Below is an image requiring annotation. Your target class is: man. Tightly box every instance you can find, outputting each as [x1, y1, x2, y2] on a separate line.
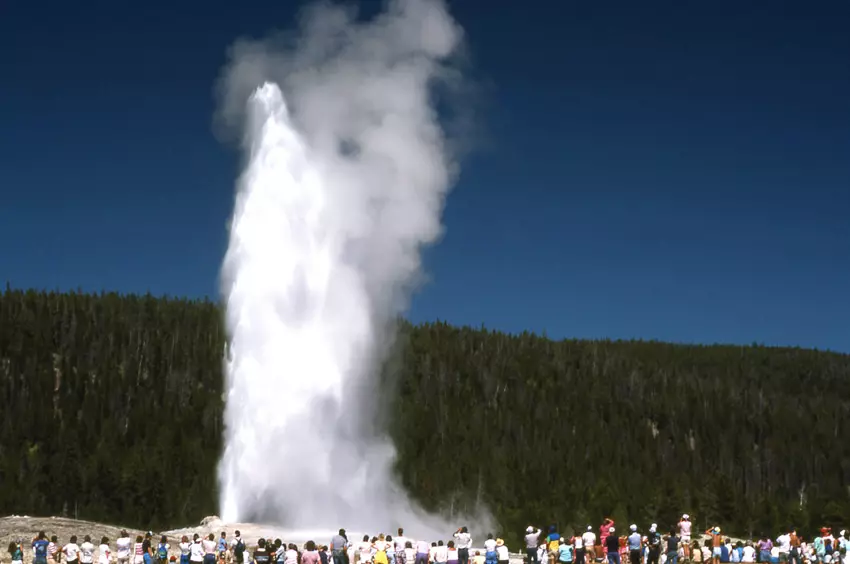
[332, 530, 349, 564]
[396, 530, 409, 564]
[230, 531, 246, 564]
[582, 529, 597, 564]
[706, 528, 722, 564]
[776, 531, 791, 564]
[666, 529, 680, 564]
[789, 530, 801, 564]
[646, 525, 661, 564]
[627, 526, 641, 564]
[678, 516, 691, 562]
[526, 528, 542, 564]
[454, 528, 472, 564]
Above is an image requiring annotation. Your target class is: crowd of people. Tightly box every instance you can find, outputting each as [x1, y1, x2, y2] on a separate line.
[8, 517, 850, 564]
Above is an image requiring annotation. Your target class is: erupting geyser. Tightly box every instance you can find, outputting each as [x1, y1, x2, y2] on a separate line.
[216, 0, 486, 537]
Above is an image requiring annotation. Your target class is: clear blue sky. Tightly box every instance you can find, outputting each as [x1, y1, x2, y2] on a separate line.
[2, 0, 849, 351]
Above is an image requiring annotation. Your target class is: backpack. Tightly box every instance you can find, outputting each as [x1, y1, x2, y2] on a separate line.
[234, 539, 246, 562]
[158, 545, 168, 560]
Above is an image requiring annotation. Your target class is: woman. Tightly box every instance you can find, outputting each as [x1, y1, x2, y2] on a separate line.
[189, 536, 204, 564]
[9, 541, 24, 564]
[203, 535, 217, 564]
[65, 536, 81, 564]
[374, 537, 390, 564]
[99, 538, 112, 564]
[49, 536, 61, 564]
[449, 541, 460, 564]
[495, 540, 508, 564]
[134, 537, 146, 564]
[302, 542, 321, 564]
[116, 533, 131, 564]
[284, 544, 298, 564]
[179, 537, 191, 564]
[81, 536, 96, 564]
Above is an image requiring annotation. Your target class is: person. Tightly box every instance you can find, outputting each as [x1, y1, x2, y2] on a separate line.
[678, 517, 692, 562]
[455, 529, 472, 564]
[559, 540, 574, 564]
[395, 532, 408, 564]
[582, 529, 597, 564]
[605, 531, 620, 564]
[189, 536, 205, 564]
[332, 532, 350, 564]
[81, 536, 96, 564]
[180, 537, 192, 564]
[49, 536, 60, 564]
[415, 540, 430, 564]
[484, 536, 497, 564]
[448, 541, 460, 564]
[9, 540, 24, 564]
[706, 528, 722, 564]
[546, 528, 560, 564]
[230, 533, 246, 564]
[526, 528, 542, 564]
[433, 541, 448, 564]
[666, 530, 680, 564]
[741, 542, 755, 564]
[495, 540, 508, 564]
[117, 533, 132, 564]
[254, 540, 270, 564]
[302, 542, 321, 564]
[33, 532, 50, 564]
[66, 535, 82, 564]
[601, 522, 614, 557]
[203, 535, 217, 564]
[627, 526, 641, 564]
[646, 526, 661, 564]
[217, 534, 228, 564]
[375, 537, 391, 564]
[99, 537, 112, 564]
[156, 538, 170, 564]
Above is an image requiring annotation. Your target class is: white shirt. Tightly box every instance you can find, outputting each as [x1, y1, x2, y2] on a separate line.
[416, 542, 430, 555]
[117, 539, 132, 560]
[285, 550, 298, 564]
[582, 534, 596, 549]
[454, 534, 472, 551]
[448, 549, 459, 562]
[777, 536, 791, 553]
[203, 541, 216, 555]
[679, 523, 691, 539]
[81, 543, 96, 563]
[574, 538, 583, 550]
[99, 545, 112, 564]
[180, 544, 191, 557]
[66, 544, 81, 562]
[395, 539, 408, 553]
[496, 547, 509, 561]
[742, 547, 755, 563]
[190, 543, 205, 562]
[484, 540, 497, 553]
[358, 542, 373, 561]
[434, 546, 448, 562]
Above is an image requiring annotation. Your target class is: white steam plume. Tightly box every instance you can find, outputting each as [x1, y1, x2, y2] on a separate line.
[216, 0, 490, 538]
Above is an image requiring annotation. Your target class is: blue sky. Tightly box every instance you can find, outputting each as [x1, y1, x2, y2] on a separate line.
[2, 0, 849, 351]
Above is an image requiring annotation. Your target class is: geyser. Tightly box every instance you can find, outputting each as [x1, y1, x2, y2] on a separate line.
[217, 0, 485, 537]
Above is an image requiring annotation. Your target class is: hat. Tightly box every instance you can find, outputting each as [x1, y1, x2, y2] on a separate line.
[630, 525, 637, 532]
[713, 527, 721, 534]
[650, 525, 657, 533]
[609, 528, 615, 534]
[682, 514, 689, 520]
[527, 527, 534, 533]
[587, 526, 592, 531]
[560, 538, 566, 543]
[496, 539, 504, 547]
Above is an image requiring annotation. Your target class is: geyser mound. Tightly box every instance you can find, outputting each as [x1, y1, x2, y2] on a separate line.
[216, 0, 490, 538]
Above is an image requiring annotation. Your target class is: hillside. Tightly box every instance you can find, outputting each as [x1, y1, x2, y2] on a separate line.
[1, 288, 849, 540]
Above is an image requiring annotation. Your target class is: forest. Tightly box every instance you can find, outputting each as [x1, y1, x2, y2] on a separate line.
[1, 287, 849, 543]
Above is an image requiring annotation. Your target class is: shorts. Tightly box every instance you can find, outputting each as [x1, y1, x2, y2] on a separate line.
[681, 538, 690, 545]
[713, 549, 721, 558]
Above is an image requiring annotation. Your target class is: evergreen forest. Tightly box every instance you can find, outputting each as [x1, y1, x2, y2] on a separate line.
[1, 288, 849, 543]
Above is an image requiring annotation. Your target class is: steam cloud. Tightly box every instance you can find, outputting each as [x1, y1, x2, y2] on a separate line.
[216, 0, 489, 537]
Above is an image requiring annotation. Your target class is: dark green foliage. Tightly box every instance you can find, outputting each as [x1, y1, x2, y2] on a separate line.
[1, 288, 849, 542]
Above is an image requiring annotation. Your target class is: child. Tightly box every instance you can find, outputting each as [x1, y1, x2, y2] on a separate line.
[157, 537, 171, 564]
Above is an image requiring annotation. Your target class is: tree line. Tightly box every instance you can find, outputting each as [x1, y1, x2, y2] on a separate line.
[1, 287, 849, 544]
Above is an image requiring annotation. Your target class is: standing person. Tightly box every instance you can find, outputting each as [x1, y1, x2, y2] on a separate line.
[666, 530, 680, 564]
[601, 522, 615, 557]
[454, 529, 472, 564]
[302, 542, 321, 564]
[157, 538, 170, 564]
[606, 531, 620, 564]
[134, 537, 146, 564]
[117, 533, 132, 564]
[574, 533, 585, 564]
[395, 532, 409, 564]
[546, 528, 560, 564]
[484, 535, 497, 564]
[776, 532, 791, 564]
[33, 532, 50, 564]
[415, 540, 430, 564]
[65, 536, 82, 564]
[49, 536, 61, 564]
[678, 517, 691, 563]
[9, 540, 24, 564]
[332, 531, 349, 564]
[81, 536, 96, 564]
[705, 529, 722, 564]
[790, 531, 801, 564]
[646, 526, 661, 564]
[180, 537, 192, 564]
[526, 528, 542, 564]
[189, 536, 205, 564]
[583, 530, 597, 564]
[627, 526, 641, 564]
[218, 534, 228, 564]
[559, 539, 574, 564]
[448, 541, 460, 564]
[203, 535, 218, 564]
[434, 542, 448, 564]
[495, 540, 508, 564]
[253, 540, 270, 564]
[100, 538, 113, 564]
